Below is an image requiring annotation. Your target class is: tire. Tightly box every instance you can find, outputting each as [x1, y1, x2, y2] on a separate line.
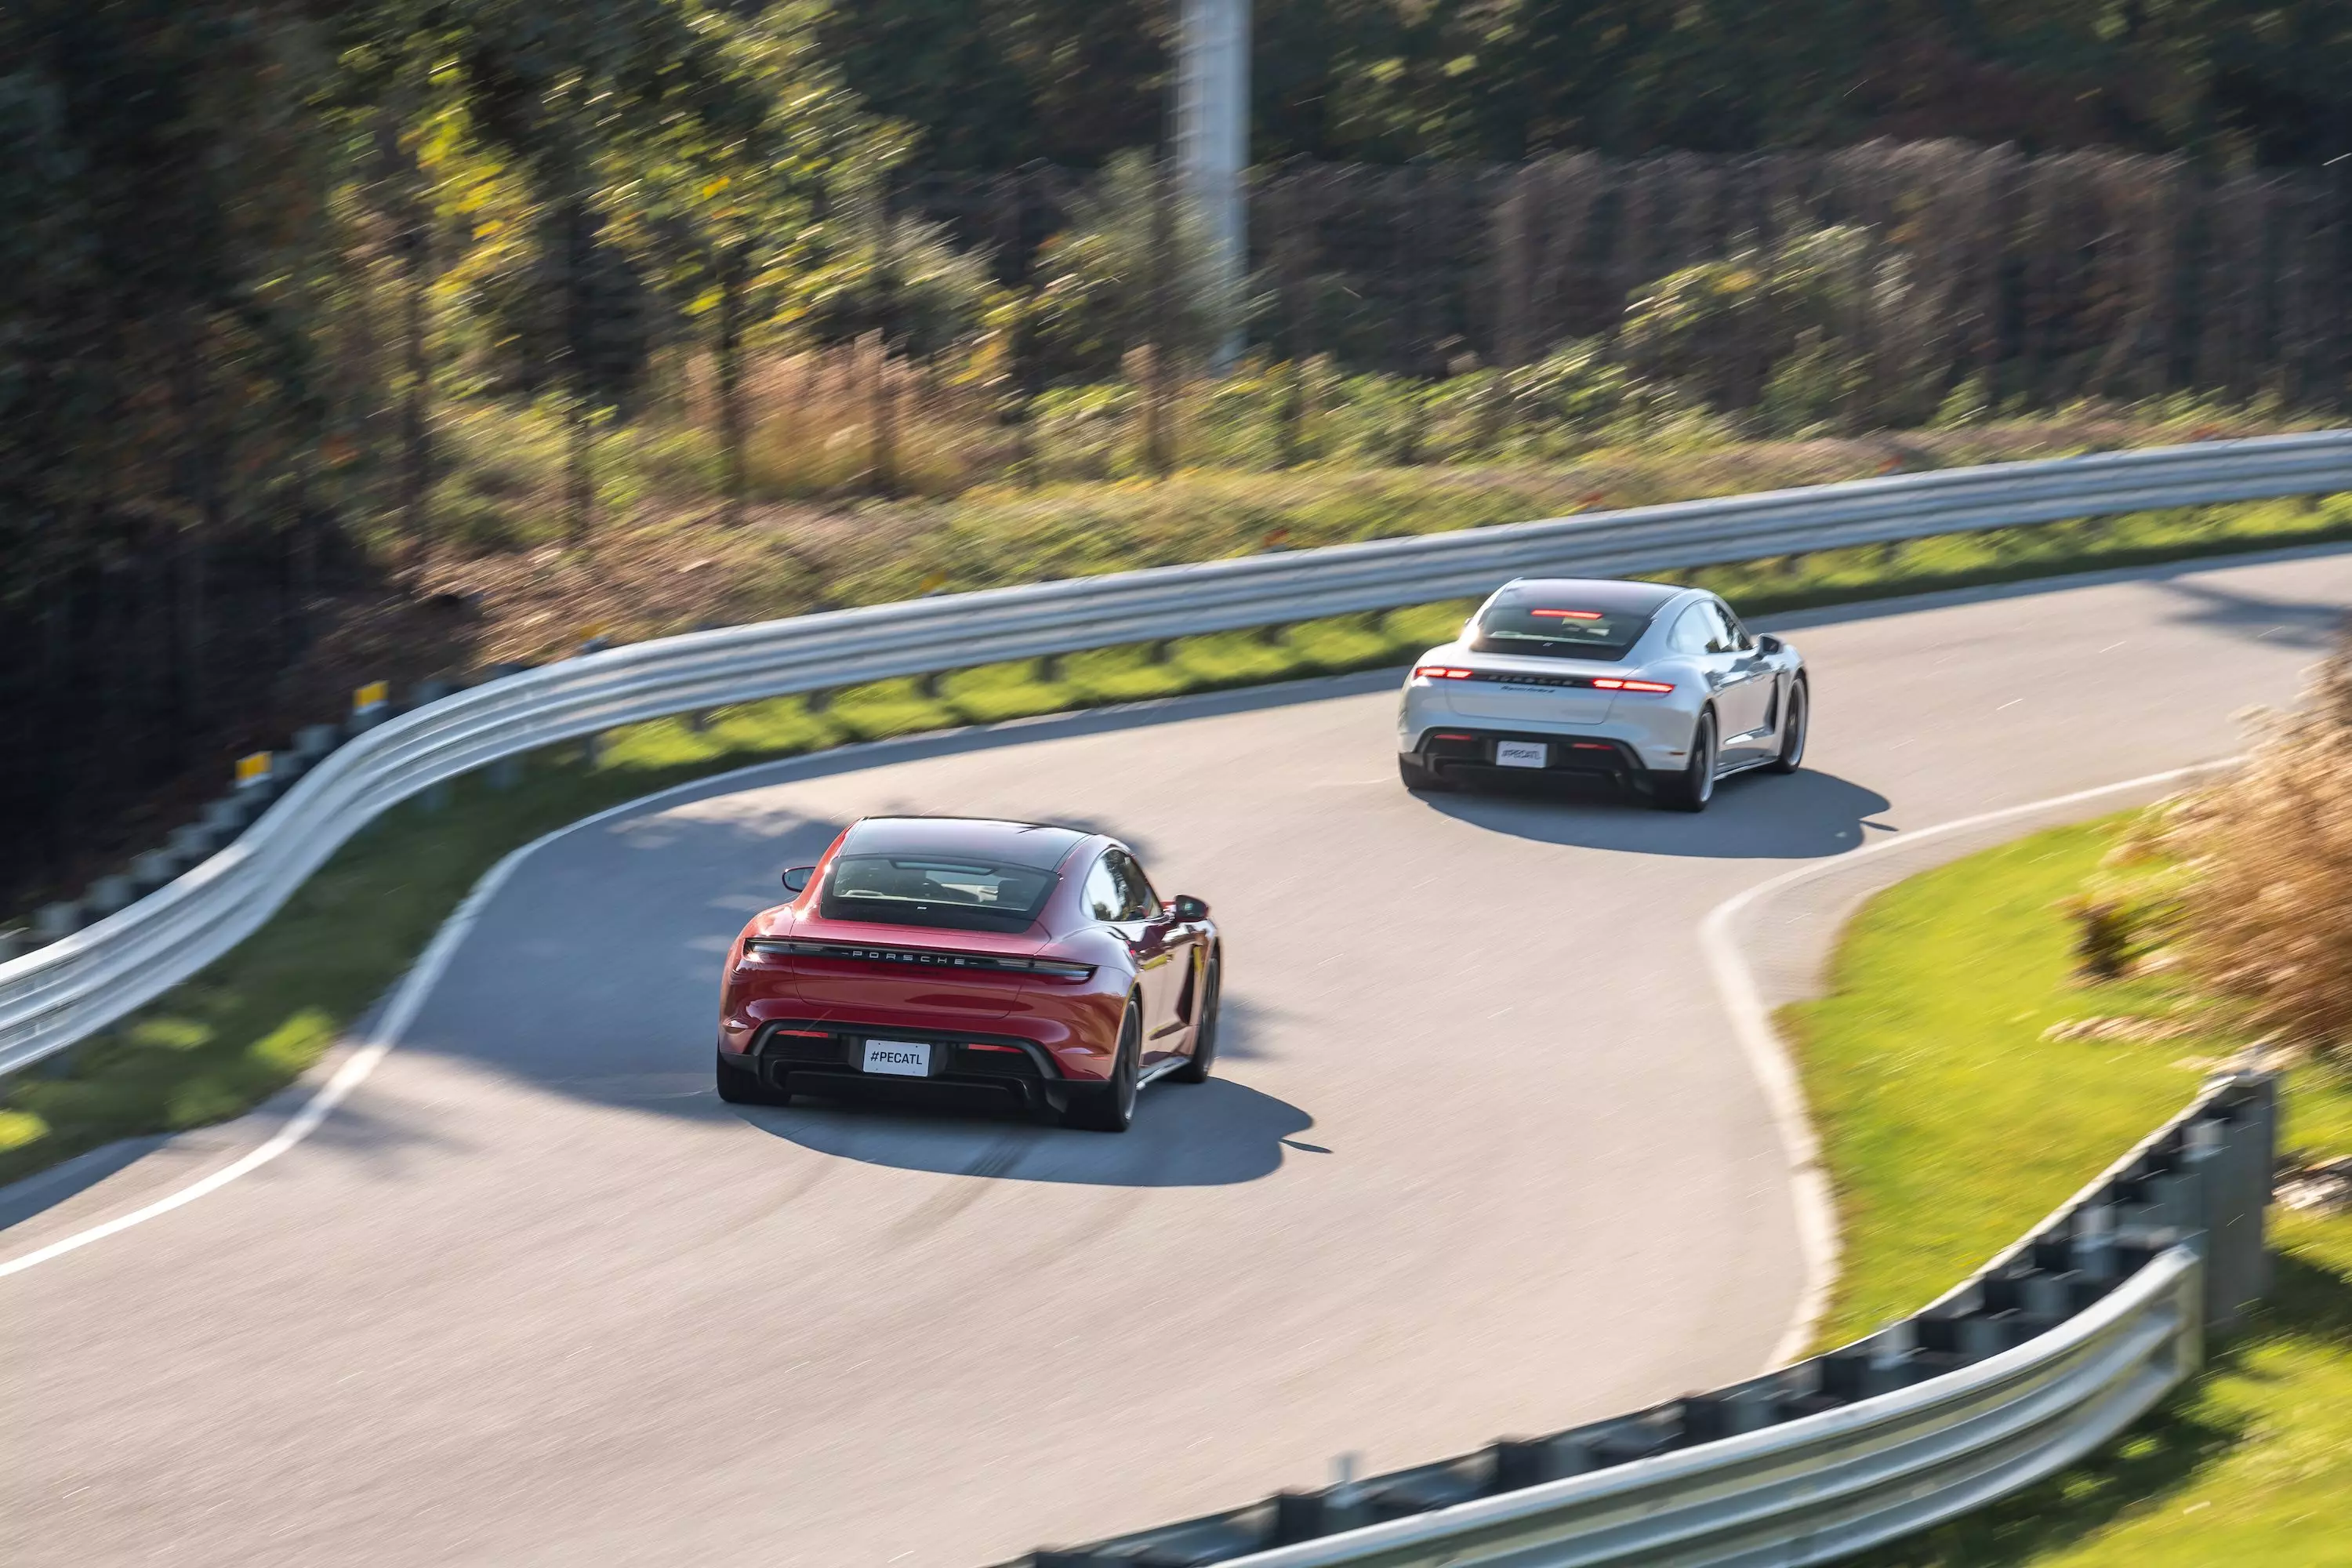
[716, 1051, 789, 1106]
[1398, 757, 1450, 792]
[1650, 708, 1718, 813]
[1766, 677, 1809, 775]
[1062, 1000, 1142, 1132]
[1171, 950, 1221, 1083]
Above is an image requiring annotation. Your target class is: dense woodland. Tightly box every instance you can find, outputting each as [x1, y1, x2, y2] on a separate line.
[5, 0, 2352, 911]
[825, 0, 2352, 169]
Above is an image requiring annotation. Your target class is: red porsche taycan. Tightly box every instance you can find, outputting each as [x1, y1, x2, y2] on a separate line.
[715, 816, 1222, 1132]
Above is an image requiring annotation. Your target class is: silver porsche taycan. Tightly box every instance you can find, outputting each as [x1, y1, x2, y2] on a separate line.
[1395, 576, 1808, 811]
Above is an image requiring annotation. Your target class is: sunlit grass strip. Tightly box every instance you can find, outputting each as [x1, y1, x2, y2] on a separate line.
[1784, 815, 2352, 1567]
[3, 495, 2349, 1191]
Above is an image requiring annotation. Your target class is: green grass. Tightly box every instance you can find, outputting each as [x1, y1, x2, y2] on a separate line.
[1784, 815, 2352, 1566]
[5, 492, 2352, 1191]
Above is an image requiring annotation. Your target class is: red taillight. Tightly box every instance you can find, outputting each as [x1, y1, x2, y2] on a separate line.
[1414, 665, 1472, 680]
[773, 1028, 829, 1038]
[1530, 609, 1603, 620]
[966, 1043, 1023, 1054]
[1593, 677, 1674, 693]
[1431, 731, 1474, 741]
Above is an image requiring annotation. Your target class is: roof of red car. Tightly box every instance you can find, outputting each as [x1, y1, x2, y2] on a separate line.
[837, 815, 1093, 870]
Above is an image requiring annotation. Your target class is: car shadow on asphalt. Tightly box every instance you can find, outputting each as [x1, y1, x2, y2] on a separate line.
[725, 1073, 1315, 1188]
[1412, 766, 1893, 860]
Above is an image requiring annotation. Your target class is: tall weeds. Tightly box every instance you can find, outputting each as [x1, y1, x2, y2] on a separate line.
[2166, 623, 2352, 1061]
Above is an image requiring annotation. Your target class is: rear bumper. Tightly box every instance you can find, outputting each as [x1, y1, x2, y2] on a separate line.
[724, 1019, 1100, 1114]
[1404, 728, 1661, 785]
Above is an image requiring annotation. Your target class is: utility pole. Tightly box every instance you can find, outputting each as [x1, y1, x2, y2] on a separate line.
[1176, 0, 1249, 370]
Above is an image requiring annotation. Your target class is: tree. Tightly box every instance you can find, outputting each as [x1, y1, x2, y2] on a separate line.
[602, 6, 877, 521]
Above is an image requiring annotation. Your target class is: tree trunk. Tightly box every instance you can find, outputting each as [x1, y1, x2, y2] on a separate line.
[398, 220, 434, 577]
[717, 253, 748, 527]
[866, 331, 898, 498]
[1144, 159, 1177, 478]
[563, 198, 595, 546]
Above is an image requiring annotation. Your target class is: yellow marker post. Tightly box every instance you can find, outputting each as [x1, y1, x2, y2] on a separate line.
[353, 681, 389, 712]
[235, 752, 274, 786]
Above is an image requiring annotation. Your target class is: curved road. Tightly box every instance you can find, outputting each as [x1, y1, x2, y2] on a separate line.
[7, 549, 2351, 1568]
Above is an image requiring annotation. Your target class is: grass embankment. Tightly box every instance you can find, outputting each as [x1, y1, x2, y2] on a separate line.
[1783, 815, 2352, 1566]
[5, 492, 2352, 1192]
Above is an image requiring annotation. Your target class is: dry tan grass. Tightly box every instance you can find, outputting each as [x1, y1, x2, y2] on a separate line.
[2165, 623, 2352, 1060]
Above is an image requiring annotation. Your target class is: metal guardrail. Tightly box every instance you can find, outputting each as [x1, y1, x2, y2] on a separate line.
[5, 432, 2350, 1073]
[1009, 1073, 2276, 1568]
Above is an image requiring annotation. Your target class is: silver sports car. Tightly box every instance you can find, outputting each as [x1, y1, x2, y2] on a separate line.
[1395, 576, 1808, 811]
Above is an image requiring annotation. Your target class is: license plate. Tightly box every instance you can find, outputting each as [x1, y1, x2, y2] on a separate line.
[1494, 741, 1549, 769]
[861, 1039, 933, 1077]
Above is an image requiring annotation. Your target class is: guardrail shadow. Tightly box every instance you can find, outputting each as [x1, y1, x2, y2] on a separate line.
[1414, 768, 1893, 860]
[1762, 537, 2352, 648]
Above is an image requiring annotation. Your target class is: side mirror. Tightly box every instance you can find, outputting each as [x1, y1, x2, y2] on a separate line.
[782, 865, 815, 894]
[1169, 895, 1210, 921]
[1756, 633, 1784, 655]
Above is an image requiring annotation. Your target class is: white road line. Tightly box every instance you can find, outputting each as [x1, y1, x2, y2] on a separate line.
[1700, 759, 2234, 1373]
[0, 745, 864, 1279]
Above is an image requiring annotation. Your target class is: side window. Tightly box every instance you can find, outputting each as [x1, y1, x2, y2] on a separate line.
[1669, 605, 1715, 655]
[1109, 851, 1159, 921]
[1709, 600, 1753, 652]
[1083, 855, 1124, 922]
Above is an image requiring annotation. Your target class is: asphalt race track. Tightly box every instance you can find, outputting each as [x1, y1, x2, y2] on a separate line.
[8, 548, 2352, 1568]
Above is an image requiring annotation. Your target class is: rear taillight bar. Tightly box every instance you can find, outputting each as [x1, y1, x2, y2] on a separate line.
[1593, 677, 1675, 693]
[745, 938, 1095, 980]
[1414, 665, 1472, 680]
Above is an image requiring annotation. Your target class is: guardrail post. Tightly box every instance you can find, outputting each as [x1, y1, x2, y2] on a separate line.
[34, 901, 84, 942]
[1488, 1433, 1595, 1488]
[2191, 1071, 2277, 1332]
[166, 824, 218, 864]
[488, 756, 524, 789]
[292, 724, 339, 764]
[84, 874, 134, 918]
[202, 796, 256, 837]
[129, 850, 179, 895]
[349, 681, 390, 735]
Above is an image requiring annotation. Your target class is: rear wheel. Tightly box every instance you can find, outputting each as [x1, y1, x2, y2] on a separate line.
[1171, 950, 1221, 1083]
[715, 1051, 789, 1106]
[1766, 677, 1809, 775]
[1650, 709, 1718, 813]
[1062, 1001, 1141, 1132]
[1398, 757, 1450, 792]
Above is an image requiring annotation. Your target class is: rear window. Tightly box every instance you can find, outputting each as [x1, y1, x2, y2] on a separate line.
[1468, 600, 1656, 661]
[819, 854, 1058, 934]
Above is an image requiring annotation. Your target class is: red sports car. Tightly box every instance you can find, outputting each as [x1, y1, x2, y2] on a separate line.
[715, 816, 1222, 1132]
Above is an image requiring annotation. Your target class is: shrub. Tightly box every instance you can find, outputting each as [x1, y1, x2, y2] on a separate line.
[2164, 622, 2352, 1059]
